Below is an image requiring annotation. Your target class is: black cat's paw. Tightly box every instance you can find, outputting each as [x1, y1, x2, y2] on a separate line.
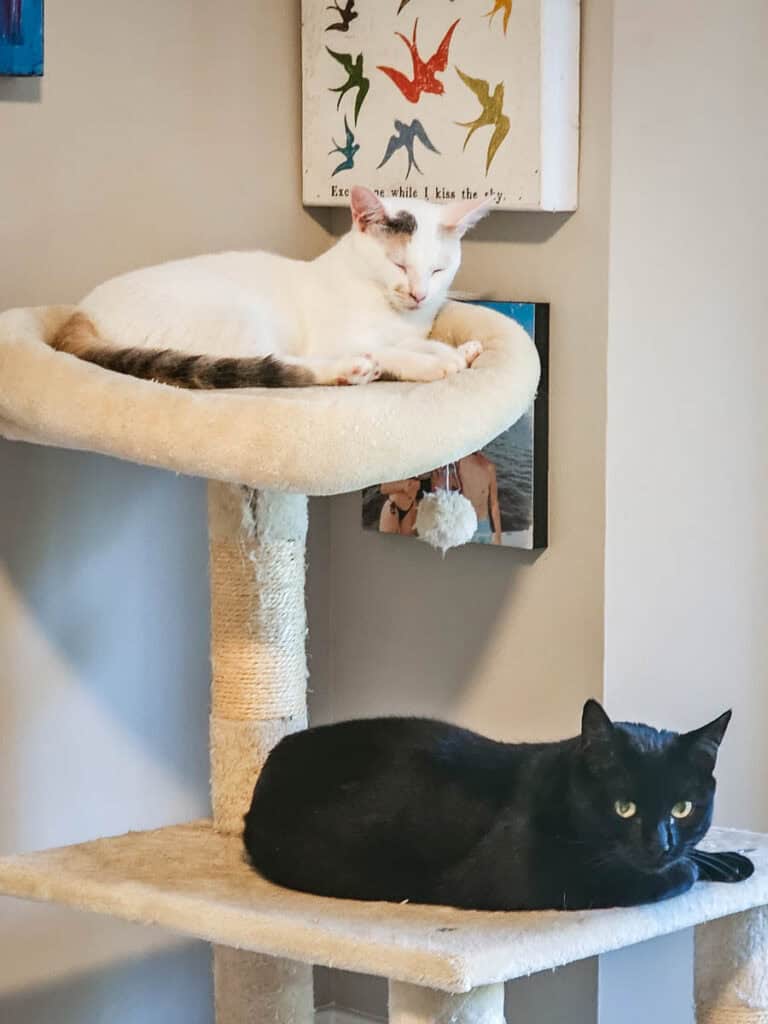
[691, 849, 755, 883]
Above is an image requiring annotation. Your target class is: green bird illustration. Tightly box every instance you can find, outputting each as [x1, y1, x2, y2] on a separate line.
[398, 0, 457, 11]
[455, 67, 510, 174]
[326, 48, 370, 125]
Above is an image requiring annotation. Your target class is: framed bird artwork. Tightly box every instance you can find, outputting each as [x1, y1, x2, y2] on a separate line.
[301, 0, 580, 212]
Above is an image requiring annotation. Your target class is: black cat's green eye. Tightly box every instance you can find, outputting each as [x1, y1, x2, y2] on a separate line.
[614, 799, 637, 819]
[671, 800, 694, 819]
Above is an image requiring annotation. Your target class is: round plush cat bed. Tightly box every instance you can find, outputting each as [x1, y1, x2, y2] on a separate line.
[0, 300, 539, 494]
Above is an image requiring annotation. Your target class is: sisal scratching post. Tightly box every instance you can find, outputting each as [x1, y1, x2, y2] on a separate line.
[389, 981, 505, 1024]
[695, 909, 768, 1023]
[214, 949, 313, 1024]
[208, 482, 313, 1024]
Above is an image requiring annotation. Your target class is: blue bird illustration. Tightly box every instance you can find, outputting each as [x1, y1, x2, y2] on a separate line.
[329, 116, 360, 175]
[377, 119, 439, 179]
[327, 48, 370, 125]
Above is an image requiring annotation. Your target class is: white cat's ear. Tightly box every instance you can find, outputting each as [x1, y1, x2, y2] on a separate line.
[441, 197, 492, 237]
[350, 186, 387, 231]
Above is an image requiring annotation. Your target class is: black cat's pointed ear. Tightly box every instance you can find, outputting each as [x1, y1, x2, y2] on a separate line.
[581, 699, 614, 749]
[680, 710, 732, 772]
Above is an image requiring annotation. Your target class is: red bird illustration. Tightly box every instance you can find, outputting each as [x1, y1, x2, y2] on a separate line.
[377, 18, 460, 104]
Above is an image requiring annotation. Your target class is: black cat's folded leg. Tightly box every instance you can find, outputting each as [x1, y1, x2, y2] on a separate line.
[690, 849, 754, 883]
[600, 860, 698, 907]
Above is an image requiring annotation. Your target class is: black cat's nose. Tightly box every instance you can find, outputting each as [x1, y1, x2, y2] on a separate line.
[645, 823, 672, 861]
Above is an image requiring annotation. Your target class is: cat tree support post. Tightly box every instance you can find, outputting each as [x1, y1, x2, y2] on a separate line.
[208, 482, 313, 1024]
[389, 981, 506, 1024]
[695, 909, 768, 1023]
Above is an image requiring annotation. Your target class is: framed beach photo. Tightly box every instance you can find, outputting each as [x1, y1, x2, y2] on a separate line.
[362, 301, 549, 551]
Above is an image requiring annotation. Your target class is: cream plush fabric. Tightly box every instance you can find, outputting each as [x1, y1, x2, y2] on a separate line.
[389, 981, 505, 1023]
[0, 823, 764, 994]
[696, 908, 768, 1023]
[0, 301, 539, 495]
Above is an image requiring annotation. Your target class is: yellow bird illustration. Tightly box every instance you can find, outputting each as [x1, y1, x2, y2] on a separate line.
[455, 67, 510, 174]
[484, 0, 513, 35]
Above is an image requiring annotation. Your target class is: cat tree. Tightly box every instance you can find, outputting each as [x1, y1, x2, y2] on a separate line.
[0, 300, 767, 1024]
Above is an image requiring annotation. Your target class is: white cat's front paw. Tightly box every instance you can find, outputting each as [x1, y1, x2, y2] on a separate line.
[458, 340, 483, 367]
[334, 354, 381, 386]
[417, 350, 466, 381]
[429, 347, 466, 377]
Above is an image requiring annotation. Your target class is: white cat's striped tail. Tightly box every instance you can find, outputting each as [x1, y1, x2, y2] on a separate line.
[50, 312, 315, 389]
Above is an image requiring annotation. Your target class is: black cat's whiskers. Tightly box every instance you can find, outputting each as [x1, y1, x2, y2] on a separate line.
[690, 850, 722, 866]
[691, 853, 731, 881]
[690, 848, 754, 883]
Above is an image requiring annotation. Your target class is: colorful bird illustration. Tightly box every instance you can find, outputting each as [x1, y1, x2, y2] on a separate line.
[325, 0, 358, 33]
[326, 48, 370, 125]
[377, 119, 439, 179]
[455, 67, 510, 173]
[329, 116, 360, 175]
[484, 0, 513, 35]
[377, 18, 460, 104]
[397, 0, 456, 12]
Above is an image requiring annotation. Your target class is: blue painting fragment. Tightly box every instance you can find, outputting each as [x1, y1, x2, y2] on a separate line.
[0, 0, 43, 77]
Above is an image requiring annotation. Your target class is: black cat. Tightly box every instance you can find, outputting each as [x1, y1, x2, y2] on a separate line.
[243, 700, 753, 910]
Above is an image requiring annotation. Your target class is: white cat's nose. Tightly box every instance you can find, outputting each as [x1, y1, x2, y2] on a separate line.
[409, 290, 426, 305]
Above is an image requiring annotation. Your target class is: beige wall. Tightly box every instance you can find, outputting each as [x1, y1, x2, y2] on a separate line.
[0, 0, 329, 306]
[600, 1, 768, 1021]
[316, 3, 613, 1018]
[0, 1, 329, 1021]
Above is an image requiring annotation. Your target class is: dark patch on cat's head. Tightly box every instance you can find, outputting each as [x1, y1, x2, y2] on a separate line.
[350, 188, 416, 236]
[384, 209, 417, 236]
[574, 701, 731, 873]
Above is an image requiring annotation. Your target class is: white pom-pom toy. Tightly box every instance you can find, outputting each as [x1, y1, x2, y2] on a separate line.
[415, 487, 478, 554]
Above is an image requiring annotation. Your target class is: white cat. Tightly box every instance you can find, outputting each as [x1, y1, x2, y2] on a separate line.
[52, 186, 490, 388]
